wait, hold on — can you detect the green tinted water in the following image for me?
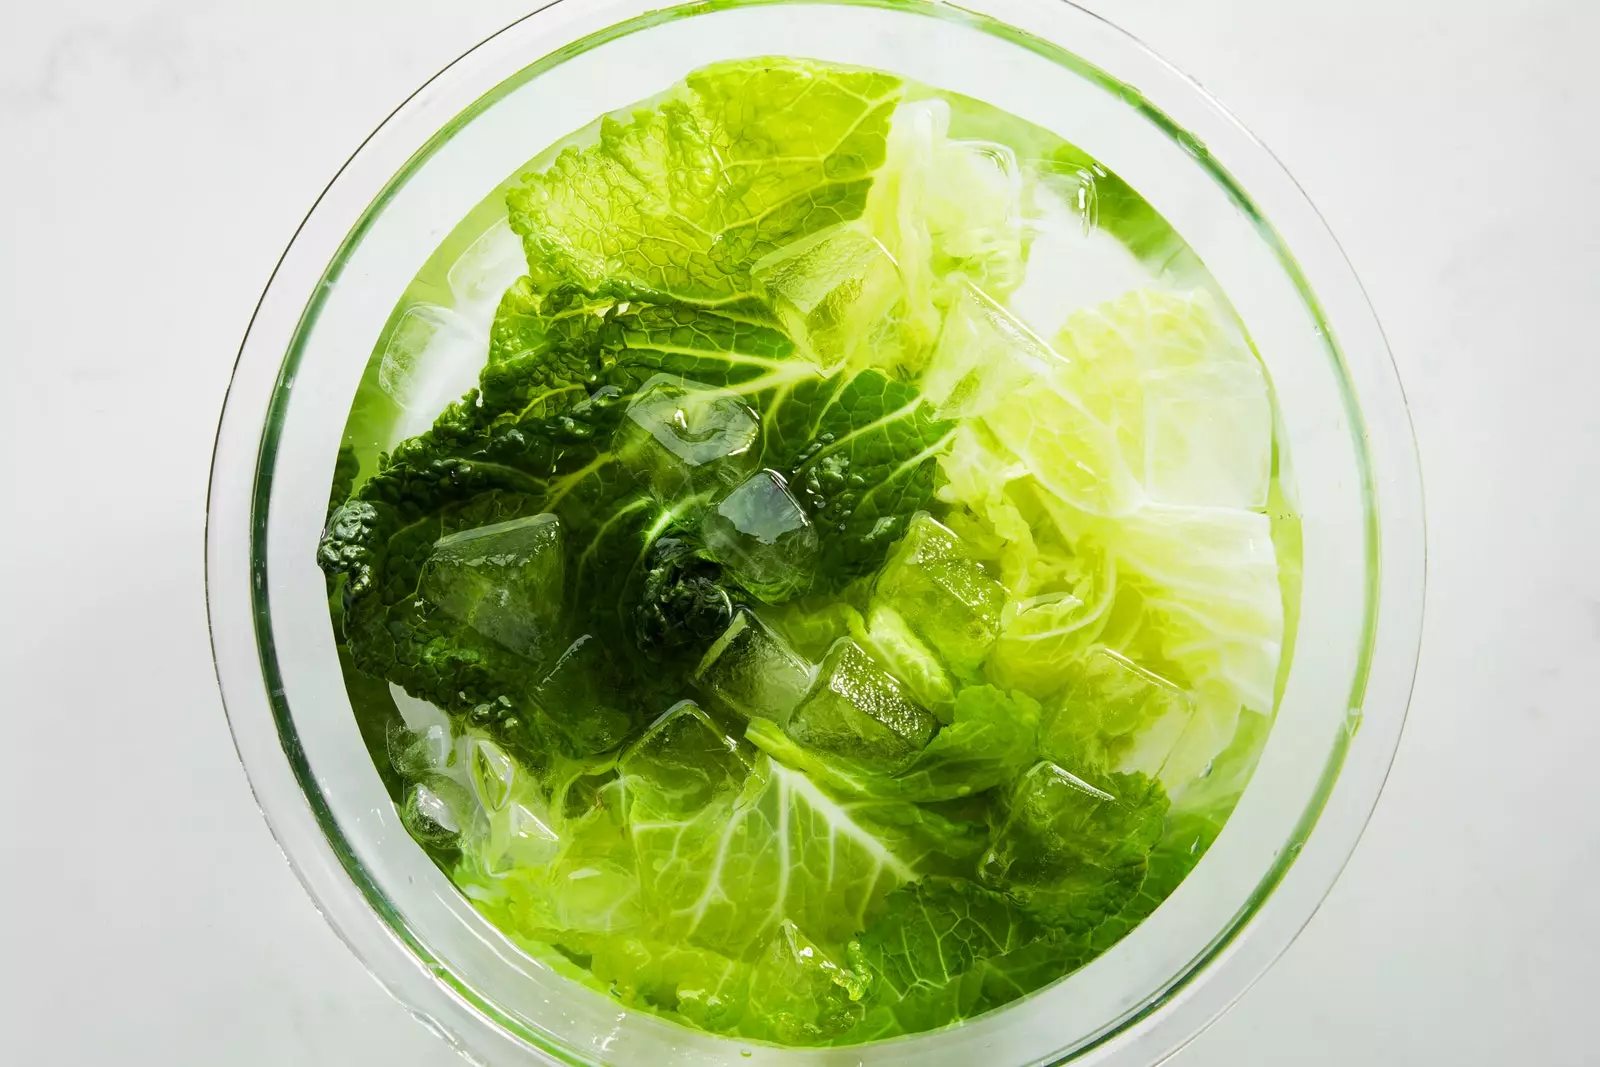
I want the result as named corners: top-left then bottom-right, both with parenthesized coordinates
top-left (321, 58), bottom-right (1301, 1046)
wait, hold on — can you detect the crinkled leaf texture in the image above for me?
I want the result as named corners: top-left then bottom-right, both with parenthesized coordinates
top-left (847, 877), bottom-right (1082, 1037)
top-left (508, 60), bottom-right (904, 306)
top-left (934, 286), bottom-right (1283, 785)
top-left (625, 751), bottom-right (913, 961)
top-left (319, 59), bottom-right (957, 753)
top-left (320, 55), bottom-right (1259, 1047)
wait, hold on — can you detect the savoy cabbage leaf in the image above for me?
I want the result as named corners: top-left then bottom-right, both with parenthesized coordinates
top-left (507, 59), bottom-right (903, 307)
top-left (789, 370), bottom-right (957, 586)
top-left (321, 55), bottom-right (1252, 1048)
top-left (845, 877), bottom-right (1080, 1037)
top-left (978, 760), bottom-right (1168, 931)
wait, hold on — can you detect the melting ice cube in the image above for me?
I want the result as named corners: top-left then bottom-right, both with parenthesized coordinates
top-left (920, 281), bottom-right (1057, 419)
top-left (388, 683), bottom-right (451, 733)
top-left (447, 219), bottom-right (528, 308)
top-left (787, 638), bottom-right (937, 767)
top-left (531, 633), bottom-right (638, 757)
top-left (378, 303), bottom-right (489, 439)
top-left (854, 602), bottom-right (956, 722)
top-left (701, 469), bottom-right (819, 603)
top-left (419, 513), bottom-right (565, 663)
top-left (977, 760), bottom-right (1166, 927)
top-left (875, 513), bottom-right (1004, 679)
top-left (386, 719), bottom-right (453, 780)
top-left (400, 779), bottom-right (471, 849)
top-left (620, 700), bottom-right (750, 818)
top-left (747, 920), bottom-right (867, 1043)
top-left (446, 736), bottom-right (562, 874)
top-left (468, 736), bottom-right (519, 812)
top-left (694, 609), bottom-right (814, 725)
top-left (1039, 646), bottom-right (1196, 782)
top-left (753, 222), bottom-right (903, 370)
top-left (615, 375), bottom-right (760, 502)
top-left (1007, 178), bottom-right (1153, 337)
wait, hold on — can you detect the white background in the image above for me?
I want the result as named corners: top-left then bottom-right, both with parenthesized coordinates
top-left (2, 1), bottom-right (1597, 1064)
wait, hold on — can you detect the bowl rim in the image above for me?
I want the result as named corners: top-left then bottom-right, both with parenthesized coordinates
top-left (206, 2), bottom-right (1426, 1064)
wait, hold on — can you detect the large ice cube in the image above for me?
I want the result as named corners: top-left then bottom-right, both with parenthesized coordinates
top-left (1143, 362), bottom-right (1272, 510)
top-left (620, 700), bottom-right (750, 818)
top-left (875, 514), bottom-right (1004, 679)
top-left (419, 513), bottom-right (565, 663)
top-left (701, 469), bottom-right (819, 603)
top-left (615, 375), bottom-right (760, 501)
top-left (921, 136), bottom-right (1028, 297)
top-left (927, 284), bottom-right (1143, 517)
top-left (752, 222), bottom-right (903, 370)
top-left (1007, 178), bottom-right (1152, 337)
top-left (787, 639), bottom-right (938, 767)
top-left (531, 633), bottom-right (637, 756)
top-left (1039, 647), bottom-right (1195, 781)
top-left (694, 609), bottom-right (814, 725)
top-left (977, 760), bottom-right (1166, 927)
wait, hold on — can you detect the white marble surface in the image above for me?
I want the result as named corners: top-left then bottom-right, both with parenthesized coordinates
top-left (3, 1), bottom-right (1597, 1064)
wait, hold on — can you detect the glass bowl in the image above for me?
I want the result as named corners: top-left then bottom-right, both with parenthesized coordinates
top-left (205, 1), bottom-right (1425, 1064)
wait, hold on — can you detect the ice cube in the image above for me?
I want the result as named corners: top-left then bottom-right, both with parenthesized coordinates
top-left (531, 633), bottom-right (638, 756)
top-left (386, 719), bottom-right (453, 780)
top-left (447, 219), bottom-right (527, 308)
top-left (920, 282), bottom-right (1056, 419)
top-left (752, 222), bottom-right (903, 370)
top-left (378, 303), bottom-right (489, 438)
top-left (419, 513), bottom-right (565, 663)
top-left (701, 469), bottom-right (819, 603)
top-left (452, 736), bottom-right (563, 873)
top-left (927, 286), bottom-right (1141, 518)
top-left (615, 375), bottom-right (760, 502)
top-left (1143, 362), bottom-right (1272, 510)
top-left (1007, 178), bottom-right (1154, 338)
top-left (694, 609), bottom-right (814, 724)
top-left (922, 137), bottom-right (1028, 297)
top-left (481, 799), bottom-right (563, 873)
top-left (855, 602), bottom-right (956, 722)
top-left (977, 760), bottom-right (1166, 926)
top-left (468, 736), bottom-right (518, 812)
top-left (400, 777), bottom-right (477, 850)
top-left (875, 514), bottom-right (1004, 679)
top-left (787, 639), bottom-right (938, 767)
top-left (1040, 647), bottom-right (1196, 782)
top-left (620, 700), bottom-right (750, 818)
top-left (388, 683), bottom-right (451, 733)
